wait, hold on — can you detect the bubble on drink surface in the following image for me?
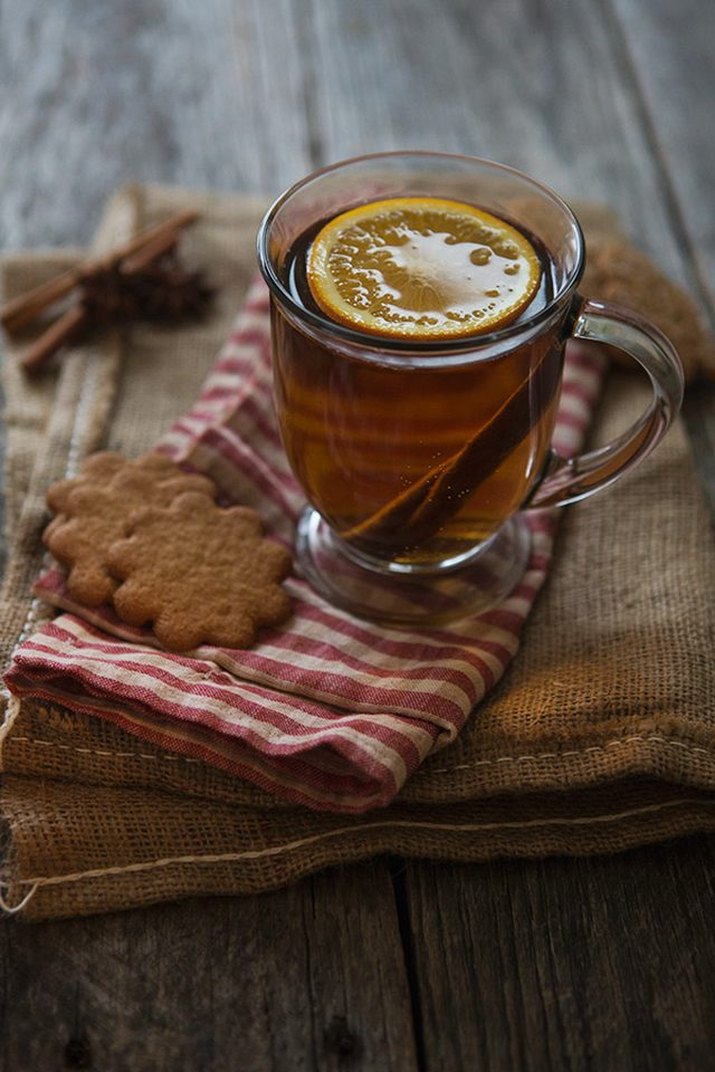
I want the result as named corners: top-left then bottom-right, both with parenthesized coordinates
top-left (470, 248), bottom-right (492, 266)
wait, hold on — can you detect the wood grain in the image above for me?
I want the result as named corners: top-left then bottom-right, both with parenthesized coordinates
top-left (1, 0), bottom-right (714, 1068)
top-left (1, 868), bottom-right (417, 1071)
top-left (0, 0), bottom-right (315, 248)
top-left (404, 837), bottom-right (715, 1072)
top-left (611, 0), bottom-right (715, 321)
top-left (610, 0), bottom-right (715, 507)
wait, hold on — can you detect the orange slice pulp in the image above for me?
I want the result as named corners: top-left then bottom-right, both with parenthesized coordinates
top-left (306, 196), bottom-right (542, 341)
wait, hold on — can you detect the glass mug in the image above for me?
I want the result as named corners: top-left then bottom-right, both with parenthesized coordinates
top-left (257, 152), bottom-right (684, 624)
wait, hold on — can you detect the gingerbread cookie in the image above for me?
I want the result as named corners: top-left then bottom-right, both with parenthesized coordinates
top-left (107, 491), bottom-right (292, 651)
top-left (44, 452), bottom-right (216, 607)
top-left (581, 240), bottom-right (715, 384)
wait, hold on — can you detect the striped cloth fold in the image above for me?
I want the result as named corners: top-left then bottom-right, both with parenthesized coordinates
top-left (4, 279), bottom-right (606, 813)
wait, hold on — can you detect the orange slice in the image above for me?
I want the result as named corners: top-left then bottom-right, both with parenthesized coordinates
top-left (307, 196), bottom-right (542, 341)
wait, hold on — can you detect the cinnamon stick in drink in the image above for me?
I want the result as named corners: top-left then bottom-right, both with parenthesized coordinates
top-left (341, 342), bottom-right (563, 551)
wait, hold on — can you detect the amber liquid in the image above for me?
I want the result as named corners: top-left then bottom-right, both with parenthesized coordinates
top-left (272, 215), bottom-right (568, 566)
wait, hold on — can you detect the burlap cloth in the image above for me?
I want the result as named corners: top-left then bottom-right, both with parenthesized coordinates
top-left (0, 185), bottom-right (713, 921)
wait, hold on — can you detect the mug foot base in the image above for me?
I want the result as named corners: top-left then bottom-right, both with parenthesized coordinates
top-left (295, 508), bottom-right (531, 626)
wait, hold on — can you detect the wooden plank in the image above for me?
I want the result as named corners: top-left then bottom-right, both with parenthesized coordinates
top-left (0, 0), bottom-right (316, 250)
top-left (1, 867), bottom-right (417, 1071)
top-left (607, 0), bottom-right (715, 503)
top-left (403, 837), bottom-right (715, 1071)
top-left (610, 0), bottom-right (715, 319)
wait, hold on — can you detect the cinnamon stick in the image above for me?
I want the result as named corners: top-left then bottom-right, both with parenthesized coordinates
top-left (119, 230), bottom-right (179, 276)
top-left (341, 345), bottom-right (563, 551)
top-left (102, 208), bottom-right (197, 265)
top-left (20, 305), bottom-right (89, 372)
top-left (0, 268), bottom-right (84, 335)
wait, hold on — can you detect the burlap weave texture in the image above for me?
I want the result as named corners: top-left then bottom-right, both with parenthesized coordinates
top-left (1, 184), bottom-right (713, 920)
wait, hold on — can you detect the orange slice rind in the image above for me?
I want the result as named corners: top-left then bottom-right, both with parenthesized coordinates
top-left (307, 196), bottom-right (542, 341)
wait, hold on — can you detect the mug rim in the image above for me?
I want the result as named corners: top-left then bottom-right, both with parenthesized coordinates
top-left (257, 150), bottom-right (585, 355)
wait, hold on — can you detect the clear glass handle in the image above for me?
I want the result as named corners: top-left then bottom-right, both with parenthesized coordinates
top-left (528, 298), bottom-right (685, 509)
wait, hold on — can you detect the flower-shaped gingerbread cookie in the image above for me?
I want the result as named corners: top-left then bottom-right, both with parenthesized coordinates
top-left (44, 452), bottom-right (215, 606)
top-left (107, 491), bottom-right (292, 650)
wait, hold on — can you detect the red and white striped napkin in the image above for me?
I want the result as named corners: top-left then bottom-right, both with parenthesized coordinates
top-left (5, 280), bottom-right (606, 813)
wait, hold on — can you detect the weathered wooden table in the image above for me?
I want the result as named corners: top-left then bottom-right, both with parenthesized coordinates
top-left (1, 1), bottom-right (714, 1068)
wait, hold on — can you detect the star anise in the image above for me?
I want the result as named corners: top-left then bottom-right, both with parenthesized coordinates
top-left (81, 255), bottom-right (214, 325)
